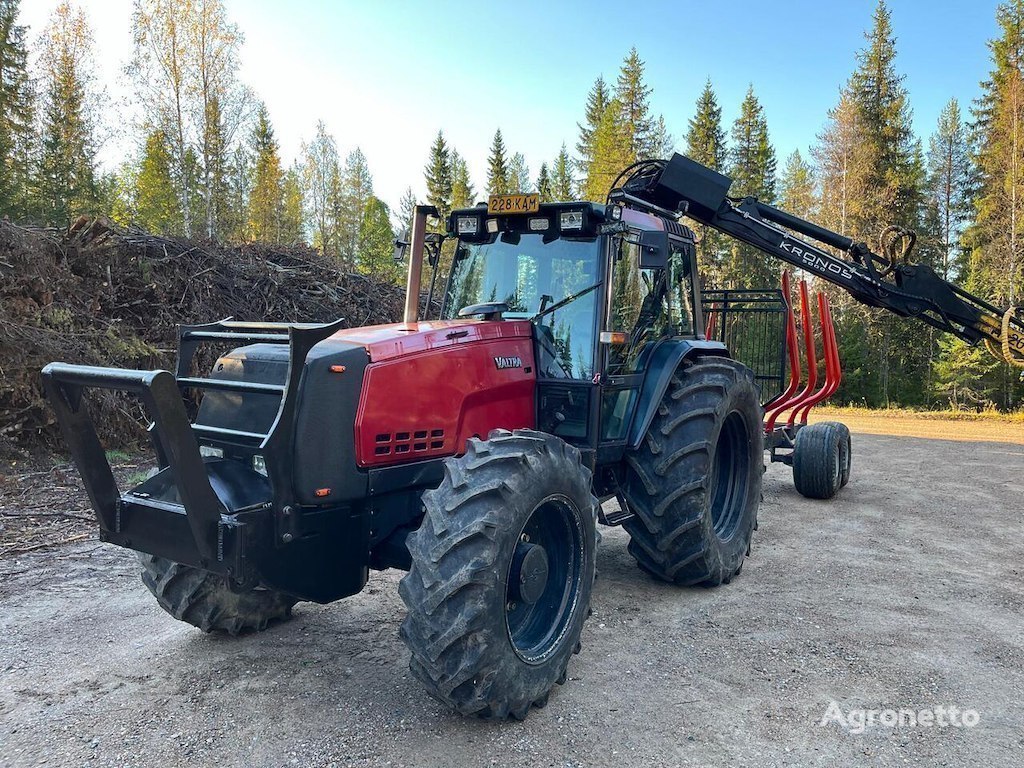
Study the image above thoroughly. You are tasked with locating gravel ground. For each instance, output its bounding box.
[1,431,1022,767]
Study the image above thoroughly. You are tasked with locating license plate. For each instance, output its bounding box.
[487,193,540,215]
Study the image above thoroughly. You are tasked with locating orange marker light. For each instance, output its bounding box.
[329,365,346,373]
[314,488,331,497]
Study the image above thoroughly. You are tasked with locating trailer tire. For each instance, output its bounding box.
[622,357,763,586]
[837,422,852,487]
[792,421,845,499]
[138,554,297,635]
[399,429,598,720]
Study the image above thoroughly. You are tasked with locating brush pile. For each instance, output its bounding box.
[0,217,404,456]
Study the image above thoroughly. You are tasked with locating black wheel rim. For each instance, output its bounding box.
[709,411,751,540]
[505,494,585,665]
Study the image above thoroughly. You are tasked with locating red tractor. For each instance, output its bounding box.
[42,154,1024,719]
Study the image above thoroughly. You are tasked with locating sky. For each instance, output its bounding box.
[17,0,1002,214]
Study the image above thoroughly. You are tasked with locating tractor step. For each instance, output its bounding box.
[600,497,635,526]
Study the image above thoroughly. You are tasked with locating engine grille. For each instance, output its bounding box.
[373,429,446,457]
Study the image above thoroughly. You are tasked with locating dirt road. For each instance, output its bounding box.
[2,430,1023,767]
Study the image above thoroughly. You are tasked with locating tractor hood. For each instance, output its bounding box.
[326,319,534,362]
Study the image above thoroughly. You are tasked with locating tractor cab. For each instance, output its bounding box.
[404,195,712,470]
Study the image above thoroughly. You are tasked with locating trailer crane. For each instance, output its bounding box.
[615,154,1024,370]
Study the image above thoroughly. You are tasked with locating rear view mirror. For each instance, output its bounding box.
[393,234,409,263]
[638,230,669,269]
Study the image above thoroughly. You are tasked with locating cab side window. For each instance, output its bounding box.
[606,237,680,375]
[669,240,696,338]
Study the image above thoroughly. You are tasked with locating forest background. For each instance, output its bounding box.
[2,0,1023,411]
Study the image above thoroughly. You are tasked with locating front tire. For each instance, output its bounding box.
[139,554,297,635]
[622,357,763,586]
[399,429,598,719]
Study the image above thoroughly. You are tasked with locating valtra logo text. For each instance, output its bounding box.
[494,356,523,370]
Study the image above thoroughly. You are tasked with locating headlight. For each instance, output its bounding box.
[456,216,479,235]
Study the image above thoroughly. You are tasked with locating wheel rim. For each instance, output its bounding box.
[709,411,751,540]
[505,494,585,665]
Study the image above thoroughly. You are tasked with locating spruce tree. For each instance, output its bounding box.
[969,0,1024,307]
[103,162,137,227]
[486,128,509,195]
[615,47,654,161]
[280,166,304,245]
[725,85,777,287]
[576,76,609,182]
[0,0,34,219]
[959,0,1024,409]
[247,103,284,242]
[583,98,630,202]
[779,150,817,220]
[685,80,727,284]
[551,144,574,200]
[201,95,234,239]
[685,79,727,170]
[424,130,452,219]
[853,1,927,407]
[925,98,972,281]
[509,152,530,193]
[536,162,552,201]
[729,86,776,202]
[396,186,417,238]
[37,1,99,225]
[450,149,475,209]
[338,148,373,265]
[847,0,922,233]
[650,115,674,159]
[225,143,252,240]
[135,128,180,234]
[358,196,400,283]
[814,1,929,408]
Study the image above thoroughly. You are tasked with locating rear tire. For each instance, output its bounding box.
[138,554,297,635]
[399,429,597,719]
[792,421,846,499]
[622,357,763,586]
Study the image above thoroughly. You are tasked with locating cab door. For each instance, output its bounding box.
[597,234,698,463]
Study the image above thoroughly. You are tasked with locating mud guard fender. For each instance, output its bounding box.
[627,339,730,450]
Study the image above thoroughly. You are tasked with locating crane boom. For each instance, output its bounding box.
[615,154,1024,367]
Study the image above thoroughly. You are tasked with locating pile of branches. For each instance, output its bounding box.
[0,217,404,456]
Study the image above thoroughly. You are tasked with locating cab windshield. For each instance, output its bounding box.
[442,233,601,379]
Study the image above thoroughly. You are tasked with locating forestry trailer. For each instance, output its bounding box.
[42,153,1024,719]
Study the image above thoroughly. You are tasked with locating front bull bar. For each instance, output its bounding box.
[41,364,229,566]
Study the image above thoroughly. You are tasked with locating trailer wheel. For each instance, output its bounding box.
[138,554,297,635]
[622,357,763,586]
[399,429,598,720]
[792,421,846,499]
[837,422,852,487]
